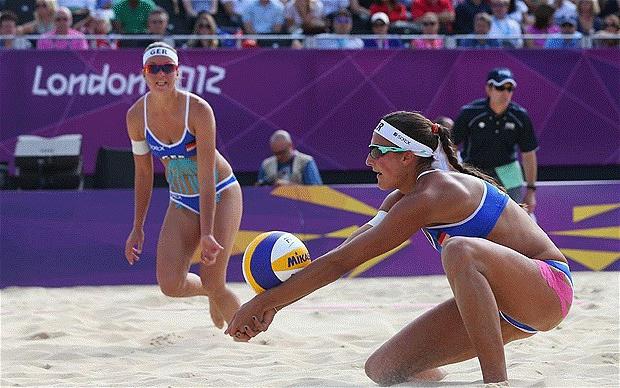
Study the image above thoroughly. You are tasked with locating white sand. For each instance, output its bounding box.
[1,272,618,387]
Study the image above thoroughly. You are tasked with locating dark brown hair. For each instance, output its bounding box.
[382,111,506,191]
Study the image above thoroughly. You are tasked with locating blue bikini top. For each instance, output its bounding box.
[420,171,509,252]
[144,92,197,160]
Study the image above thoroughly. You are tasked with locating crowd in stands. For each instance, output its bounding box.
[0,0,618,49]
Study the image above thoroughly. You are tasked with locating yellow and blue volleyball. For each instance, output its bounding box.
[242,231,311,294]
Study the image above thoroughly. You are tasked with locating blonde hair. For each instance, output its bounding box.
[35,0,58,23]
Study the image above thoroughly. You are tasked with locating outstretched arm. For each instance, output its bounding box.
[226,194,428,340]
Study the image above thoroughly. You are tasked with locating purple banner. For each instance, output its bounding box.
[1,182,618,287]
[1,49,619,174]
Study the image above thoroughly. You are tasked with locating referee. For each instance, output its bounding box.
[452,67,538,214]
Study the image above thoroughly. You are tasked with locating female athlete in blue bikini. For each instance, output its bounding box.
[226,111,573,384]
[124,42,241,329]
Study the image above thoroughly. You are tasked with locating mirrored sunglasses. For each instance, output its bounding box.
[144,64,178,74]
[493,84,514,92]
[368,144,408,159]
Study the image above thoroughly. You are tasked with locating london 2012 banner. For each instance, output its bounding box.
[0,49,618,174]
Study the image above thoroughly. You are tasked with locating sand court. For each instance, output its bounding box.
[1,271,618,387]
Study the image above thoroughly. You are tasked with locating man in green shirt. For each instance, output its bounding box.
[112,0,157,34]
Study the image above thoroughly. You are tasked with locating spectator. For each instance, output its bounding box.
[506,0,529,24]
[411,11,444,48]
[3,0,37,25]
[81,9,117,48]
[57,0,96,22]
[36,6,89,49]
[256,130,323,186]
[594,14,619,47]
[183,11,220,47]
[544,14,584,47]
[182,0,217,17]
[363,11,404,47]
[141,7,176,47]
[219,0,244,27]
[369,0,408,22]
[0,11,33,49]
[17,0,57,35]
[453,0,492,34]
[307,8,364,48]
[112,0,156,34]
[321,0,350,21]
[600,0,618,18]
[155,0,190,34]
[242,0,285,38]
[452,67,539,212]
[551,0,577,25]
[411,0,455,33]
[284,0,327,34]
[576,0,602,35]
[489,0,523,47]
[458,12,502,47]
[524,3,559,47]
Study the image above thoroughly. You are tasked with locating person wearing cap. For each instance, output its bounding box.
[544,14,584,48]
[124,42,243,331]
[363,11,404,48]
[256,130,323,186]
[452,67,539,214]
[227,111,573,386]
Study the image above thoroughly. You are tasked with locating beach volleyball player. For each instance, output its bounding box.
[124,42,242,329]
[226,111,573,384]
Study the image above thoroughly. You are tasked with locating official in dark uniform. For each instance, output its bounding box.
[452,67,538,214]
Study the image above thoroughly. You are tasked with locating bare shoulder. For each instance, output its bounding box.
[126,96,145,140]
[187,92,215,130]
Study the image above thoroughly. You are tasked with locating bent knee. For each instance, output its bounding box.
[158,276,185,297]
[441,237,478,273]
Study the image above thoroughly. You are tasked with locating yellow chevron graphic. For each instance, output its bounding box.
[347,240,411,278]
[551,226,620,240]
[272,185,378,216]
[560,248,620,271]
[573,203,620,222]
[324,225,360,239]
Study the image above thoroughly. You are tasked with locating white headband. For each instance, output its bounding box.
[374,120,434,157]
[373,119,451,171]
[142,47,178,66]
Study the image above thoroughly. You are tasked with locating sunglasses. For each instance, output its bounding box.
[197,23,212,29]
[492,85,514,92]
[368,144,408,159]
[144,64,178,74]
[605,23,619,28]
[422,21,438,26]
[36,3,48,8]
[55,16,69,21]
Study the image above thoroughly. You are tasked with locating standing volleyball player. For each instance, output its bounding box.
[226,111,573,384]
[124,42,241,329]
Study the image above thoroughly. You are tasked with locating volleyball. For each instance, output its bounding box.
[242,231,311,294]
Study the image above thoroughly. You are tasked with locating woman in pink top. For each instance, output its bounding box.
[411,12,444,49]
[36,6,88,50]
[524,4,559,48]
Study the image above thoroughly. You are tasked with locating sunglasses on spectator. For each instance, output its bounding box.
[144,64,178,74]
[605,23,619,28]
[36,2,48,8]
[55,16,69,21]
[368,144,408,159]
[491,2,508,7]
[197,23,213,29]
[493,85,514,92]
[422,21,438,26]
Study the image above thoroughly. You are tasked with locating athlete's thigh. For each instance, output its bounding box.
[444,237,564,330]
[368,298,532,376]
[157,204,201,277]
[199,184,242,285]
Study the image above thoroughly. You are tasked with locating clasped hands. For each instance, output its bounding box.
[224,300,278,342]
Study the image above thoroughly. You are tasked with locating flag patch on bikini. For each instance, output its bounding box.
[186,141,196,152]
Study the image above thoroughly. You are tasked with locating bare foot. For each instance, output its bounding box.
[209,298,225,329]
[411,368,446,381]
